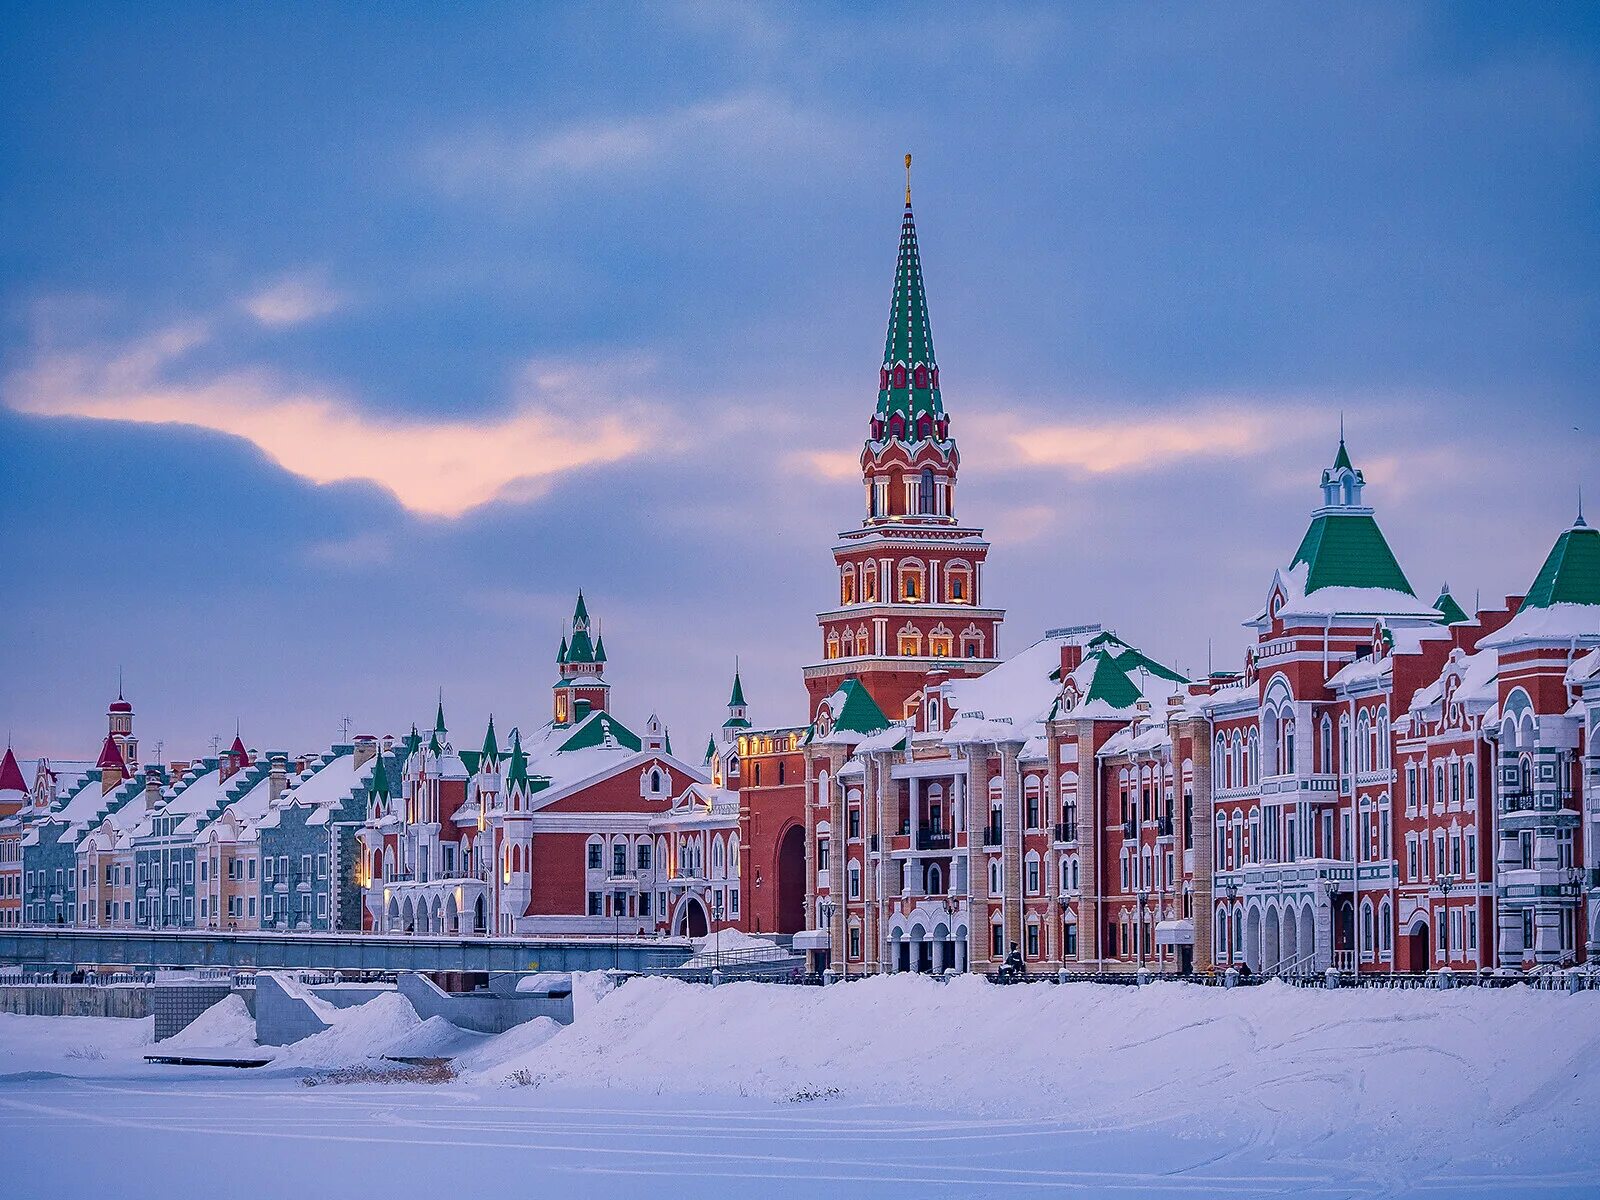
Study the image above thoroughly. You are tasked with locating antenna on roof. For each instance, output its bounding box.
[338,715,353,741]
[153,739,163,763]
[1207,638,1213,676]
[1578,484,1587,528]
[904,152,913,206]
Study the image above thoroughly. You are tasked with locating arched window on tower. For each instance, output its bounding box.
[919,468,936,514]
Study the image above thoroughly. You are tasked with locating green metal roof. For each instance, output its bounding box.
[557,711,643,753]
[1433,586,1470,625]
[369,750,391,801]
[728,670,747,709]
[1291,512,1415,596]
[829,677,891,735]
[875,199,944,428]
[505,730,530,790]
[1081,653,1145,709]
[1521,522,1600,609]
[481,715,498,761]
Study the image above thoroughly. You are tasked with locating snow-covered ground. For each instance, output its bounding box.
[2,976,1597,1198]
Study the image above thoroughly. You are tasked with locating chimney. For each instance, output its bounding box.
[143,765,163,812]
[269,754,289,802]
[1060,642,1084,678]
[353,735,377,769]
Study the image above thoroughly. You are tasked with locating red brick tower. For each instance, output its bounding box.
[804,158,1005,726]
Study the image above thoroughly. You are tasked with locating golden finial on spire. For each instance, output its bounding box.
[904,153,912,205]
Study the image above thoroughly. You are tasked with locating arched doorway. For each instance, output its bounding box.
[1244,906,1262,972]
[775,824,805,934]
[677,896,709,938]
[1299,905,1316,970]
[472,894,486,935]
[1405,917,1430,973]
[1263,905,1281,972]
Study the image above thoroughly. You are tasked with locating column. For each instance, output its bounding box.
[1000,742,1024,958]
[964,748,993,973]
[932,938,946,974]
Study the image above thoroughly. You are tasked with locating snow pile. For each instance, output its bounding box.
[159,995,257,1049]
[460,974,1600,1172]
[272,992,421,1068]
[379,1015,485,1061]
[455,1016,563,1078]
[568,969,617,1018]
[681,929,785,968]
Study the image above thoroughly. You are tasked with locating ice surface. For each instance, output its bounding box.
[3,978,1598,1197]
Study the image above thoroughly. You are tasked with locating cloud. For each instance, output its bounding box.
[242,272,347,328]
[6,322,656,519]
[421,91,850,194]
[1001,403,1300,474]
[785,447,861,480]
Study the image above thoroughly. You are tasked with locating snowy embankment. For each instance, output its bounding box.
[472,974,1600,1171]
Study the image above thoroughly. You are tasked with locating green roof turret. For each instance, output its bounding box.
[481,715,499,763]
[1433,584,1470,626]
[505,729,529,791]
[1520,519,1600,610]
[369,748,391,802]
[872,156,948,442]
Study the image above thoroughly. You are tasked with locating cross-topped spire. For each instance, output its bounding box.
[874,159,946,437]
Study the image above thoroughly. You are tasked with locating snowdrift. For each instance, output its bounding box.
[470,973,1600,1170]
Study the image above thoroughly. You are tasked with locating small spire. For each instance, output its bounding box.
[434,689,446,734]
[1577,484,1587,528]
[904,152,912,206]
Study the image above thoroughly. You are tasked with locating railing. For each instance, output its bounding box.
[981,824,1003,848]
[1500,790,1537,813]
[1331,950,1354,972]
[1157,815,1174,838]
[1053,821,1076,844]
[916,825,951,851]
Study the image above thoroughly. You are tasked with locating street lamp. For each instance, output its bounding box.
[1136,889,1150,967]
[711,895,725,977]
[819,897,836,980]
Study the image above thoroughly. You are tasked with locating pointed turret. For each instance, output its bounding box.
[553,590,611,725]
[0,746,27,796]
[873,154,947,441]
[704,735,717,765]
[369,748,391,804]
[1433,584,1470,626]
[404,723,422,760]
[434,694,447,736]
[724,666,751,729]
[1519,512,1600,610]
[481,715,499,766]
[1292,435,1414,596]
[594,633,607,663]
[504,729,529,793]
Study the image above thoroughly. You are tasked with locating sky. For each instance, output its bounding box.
[2,3,1598,763]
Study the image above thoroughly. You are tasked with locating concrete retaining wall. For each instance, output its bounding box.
[0,984,150,1019]
[398,972,572,1033]
[152,983,232,1040]
[253,974,393,1045]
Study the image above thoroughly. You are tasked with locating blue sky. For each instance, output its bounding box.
[3,3,1597,761]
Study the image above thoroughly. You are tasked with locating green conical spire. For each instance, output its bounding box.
[369,749,391,802]
[505,729,529,791]
[1332,437,1353,471]
[404,723,421,759]
[573,590,590,627]
[704,735,717,764]
[594,633,607,663]
[428,729,442,756]
[434,693,447,734]
[565,591,597,663]
[729,669,746,709]
[875,156,944,432]
[557,634,568,665]
[481,715,499,762]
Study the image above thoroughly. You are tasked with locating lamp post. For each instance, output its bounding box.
[711,895,725,980]
[819,897,836,980]
[1136,889,1149,968]
[1433,874,1455,971]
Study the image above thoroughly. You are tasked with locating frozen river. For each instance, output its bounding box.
[2,1071,1595,1199]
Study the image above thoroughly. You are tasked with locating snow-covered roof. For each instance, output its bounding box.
[1262,562,1441,625]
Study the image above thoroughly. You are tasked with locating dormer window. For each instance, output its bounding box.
[913,365,928,388]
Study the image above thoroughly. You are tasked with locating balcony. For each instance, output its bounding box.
[1122,819,1137,839]
[981,824,1003,848]
[916,825,951,851]
[1053,821,1077,844]
[1157,815,1175,839]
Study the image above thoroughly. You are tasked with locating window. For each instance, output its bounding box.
[1063,920,1077,957]
[817,838,830,871]
[637,843,652,871]
[588,843,602,870]
[587,892,602,916]
[1026,923,1040,957]
[848,862,861,899]
[613,844,627,876]
[848,926,862,959]
[991,924,1005,957]
[1026,857,1040,895]
[639,892,651,917]
[848,809,861,839]
[989,860,1002,896]
[316,854,328,879]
